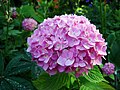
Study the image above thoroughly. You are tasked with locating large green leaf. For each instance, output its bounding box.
[22,51,32,61]
[98,82,115,90]
[108,31,120,70]
[109,40,120,69]
[8,61,32,76]
[107,32,116,47]
[33,73,69,90]
[80,82,115,90]
[0,79,13,90]
[79,77,115,90]
[5,54,23,75]
[20,5,35,17]
[31,62,43,79]
[20,5,44,22]
[80,85,91,90]
[5,53,33,76]
[5,76,34,90]
[83,66,106,83]
[0,53,4,75]
[0,52,38,90]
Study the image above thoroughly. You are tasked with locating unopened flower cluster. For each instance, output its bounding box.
[27,15,107,77]
[102,62,115,75]
[22,18,38,31]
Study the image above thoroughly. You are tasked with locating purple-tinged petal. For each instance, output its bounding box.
[65,59,74,66]
[57,56,66,66]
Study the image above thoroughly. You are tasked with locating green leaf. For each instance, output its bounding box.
[80,85,91,90]
[4,52,33,76]
[79,76,115,90]
[8,61,32,76]
[0,86,2,90]
[8,30,21,36]
[80,82,115,90]
[5,76,34,90]
[108,31,120,70]
[83,66,105,83]
[98,82,115,90]
[109,40,120,70]
[20,5,44,22]
[22,52,32,61]
[20,5,35,17]
[33,73,69,90]
[0,53,4,75]
[71,76,76,85]
[32,13,44,23]
[4,54,32,75]
[0,79,13,90]
[109,74,114,80]
[0,52,36,90]
[5,54,23,75]
[31,62,43,79]
[107,32,116,47]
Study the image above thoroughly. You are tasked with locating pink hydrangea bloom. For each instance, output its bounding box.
[102,62,115,75]
[27,14,107,77]
[22,18,38,31]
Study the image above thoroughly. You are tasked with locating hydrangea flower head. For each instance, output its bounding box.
[22,18,38,31]
[12,11,17,18]
[102,62,115,75]
[27,14,107,77]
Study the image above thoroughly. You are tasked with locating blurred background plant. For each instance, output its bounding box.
[0,0,120,90]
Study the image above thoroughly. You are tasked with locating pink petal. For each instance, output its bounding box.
[43,64,49,70]
[47,69,57,75]
[79,61,86,67]
[68,27,80,38]
[74,63,79,67]
[57,56,66,66]
[65,59,74,66]
[58,66,66,72]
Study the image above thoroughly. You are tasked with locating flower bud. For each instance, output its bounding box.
[102,62,115,75]
[22,18,38,31]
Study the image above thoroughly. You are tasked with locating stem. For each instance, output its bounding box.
[44,0,48,18]
[103,0,106,36]
[114,71,118,89]
[5,0,10,52]
[0,0,5,12]
[76,78,80,89]
[100,0,103,34]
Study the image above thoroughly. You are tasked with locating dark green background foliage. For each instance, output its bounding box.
[0,0,120,90]
[0,51,43,90]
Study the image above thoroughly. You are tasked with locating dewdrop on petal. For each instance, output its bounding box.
[27,14,107,77]
[22,18,38,31]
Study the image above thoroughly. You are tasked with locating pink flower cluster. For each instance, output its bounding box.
[102,62,115,75]
[27,15,107,77]
[22,18,38,31]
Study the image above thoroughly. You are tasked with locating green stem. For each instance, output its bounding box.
[103,0,106,37]
[0,0,6,12]
[5,0,10,52]
[114,70,118,89]
[100,0,104,34]
[76,78,80,89]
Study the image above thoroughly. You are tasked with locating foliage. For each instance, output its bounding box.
[33,73,69,90]
[0,0,120,90]
[107,31,120,70]
[58,66,115,90]
[32,66,115,90]
[0,51,42,90]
